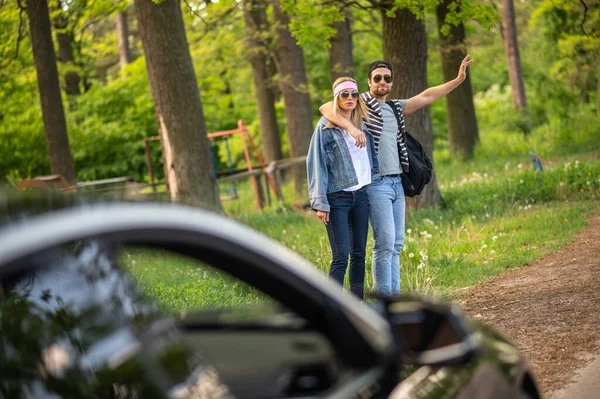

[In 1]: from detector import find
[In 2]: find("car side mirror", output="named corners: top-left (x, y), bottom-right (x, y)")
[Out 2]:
top-left (383, 296), bottom-right (479, 367)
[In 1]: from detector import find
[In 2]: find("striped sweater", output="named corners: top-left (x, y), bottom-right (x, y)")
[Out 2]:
top-left (360, 91), bottom-right (410, 173)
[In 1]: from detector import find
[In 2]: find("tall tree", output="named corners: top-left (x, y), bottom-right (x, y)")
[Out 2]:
top-left (52, 3), bottom-right (81, 99)
top-left (134, 0), bottom-right (223, 212)
top-left (243, 0), bottom-right (282, 164)
top-left (329, 10), bottom-right (354, 82)
top-left (26, 0), bottom-right (76, 185)
top-left (271, 0), bottom-right (314, 195)
top-left (436, 0), bottom-right (479, 159)
top-left (116, 9), bottom-right (133, 74)
top-left (382, 4), bottom-right (441, 208)
top-left (500, 0), bottom-right (528, 116)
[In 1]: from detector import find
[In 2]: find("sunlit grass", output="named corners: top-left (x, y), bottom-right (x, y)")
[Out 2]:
top-left (127, 125), bottom-right (600, 311)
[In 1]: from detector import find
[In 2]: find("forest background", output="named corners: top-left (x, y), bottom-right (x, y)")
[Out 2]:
top-left (0, 0), bottom-right (599, 297)
top-left (0, 0), bottom-right (597, 192)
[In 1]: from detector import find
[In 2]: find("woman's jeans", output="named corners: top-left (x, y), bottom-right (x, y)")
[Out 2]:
top-left (366, 176), bottom-right (405, 296)
top-left (325, 187), bottom-right (369, 299)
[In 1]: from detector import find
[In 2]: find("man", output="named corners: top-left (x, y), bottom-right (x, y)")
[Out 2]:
top-left (319, 55), bottom-right (473, 296)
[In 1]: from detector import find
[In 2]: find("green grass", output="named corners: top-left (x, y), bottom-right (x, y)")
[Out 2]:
top-left (125, 118), bottom-right (600, 311)
top-left (120, 247), bottom-right (270, 312)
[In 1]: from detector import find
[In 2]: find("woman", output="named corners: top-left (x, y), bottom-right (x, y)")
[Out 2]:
top-left (306, 77), bottom-right (379, 299)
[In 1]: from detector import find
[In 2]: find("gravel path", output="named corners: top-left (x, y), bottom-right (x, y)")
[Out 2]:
top-left (459, 212), bottom-right (600, 396)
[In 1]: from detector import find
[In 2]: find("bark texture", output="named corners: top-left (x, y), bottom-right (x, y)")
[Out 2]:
top-left (383, 6), bottom-right (441, 209)
top-left (55, 32), bottom-right (81, 97)
top-left (271, 0), bottom-right (314, 195)
top-left (436, 0), bottom-right (479, 159)
top-left (116, 10), bottom-right (133, 73)
top-left (243, 0), bottom-right (282, 164)
top-left (329, 12), bottom-right (354, 82)
top-left (135, 0), bottom-right (223, 212)
top-left (53, 1), bottom-right (81, 98)
top-left (27, 0), bottom-right (76, 185)
top-left (500, 0), bottom-right (528, 115)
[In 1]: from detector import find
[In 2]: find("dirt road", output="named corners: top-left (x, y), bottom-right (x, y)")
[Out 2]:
top-left (459, 212), bottom-right (600, 397)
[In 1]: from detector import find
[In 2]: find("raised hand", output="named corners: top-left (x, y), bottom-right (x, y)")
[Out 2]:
top-left (456, 54), bottom-right (473, 82)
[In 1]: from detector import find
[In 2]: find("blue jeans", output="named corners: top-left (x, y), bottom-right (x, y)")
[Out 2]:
top-left (325, 187), bottom-right (369, 299)
top-left (366, 176), bottom-right (405, 296)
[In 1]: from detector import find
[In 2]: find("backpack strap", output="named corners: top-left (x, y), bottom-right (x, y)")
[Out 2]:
top-left (386, 100), bottom-right (405, 133)
top-left (386, 100), bottom-right (410, 173)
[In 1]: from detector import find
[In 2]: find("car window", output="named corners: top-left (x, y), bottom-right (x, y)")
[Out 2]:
top-left (0, 240), bottom-right (234, 399)
top-left (118, 246), bottom-right (305, 328)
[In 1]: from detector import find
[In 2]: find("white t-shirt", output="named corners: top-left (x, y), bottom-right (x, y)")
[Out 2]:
top-left (341, 128), bottom-right (371, 191)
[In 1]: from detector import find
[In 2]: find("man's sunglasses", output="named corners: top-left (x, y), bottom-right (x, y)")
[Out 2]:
top-left (340, 91), bottom-right (359, 99)
top-left (372, 74), bottom-right (392, 84)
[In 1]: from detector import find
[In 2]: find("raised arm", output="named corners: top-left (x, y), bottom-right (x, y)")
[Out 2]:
top-left (318, 102), bottom-right (366, 148)
top-left (403, 55), bottom-right (473, 116)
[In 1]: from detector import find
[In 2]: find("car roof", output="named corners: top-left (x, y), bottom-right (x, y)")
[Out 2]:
top-left (0, 199), bottom-right (393, 353)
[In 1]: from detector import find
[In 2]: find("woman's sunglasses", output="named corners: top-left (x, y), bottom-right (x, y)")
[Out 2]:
top-left (340, 91), bottom-right (359, 99)
top-left (372, 74), bottom-right (392, 84)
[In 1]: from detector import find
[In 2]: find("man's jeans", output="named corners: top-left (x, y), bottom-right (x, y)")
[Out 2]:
top-left (366, 176), bottom-right (405, 296)
top-left (325, 187), bottom-right (369, 299)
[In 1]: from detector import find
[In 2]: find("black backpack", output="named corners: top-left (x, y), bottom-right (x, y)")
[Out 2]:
top-left (386, 101), bottom-right (433, 197)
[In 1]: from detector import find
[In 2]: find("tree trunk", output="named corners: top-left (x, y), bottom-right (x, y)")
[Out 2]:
top-left (55, 32), bottom-right (81, 98)
top-left (243, 0), bottom-right (282, 164)
top-left (597, 55), bottom-right (599, 116)
top-left (271, 0), bottom-right (313, 196)
top-left (382, 6), bottom-right (441, 209)
top-left (500, 0), bottom-right (528, 116)
top-left (329, 11), bottom-right (354, 82)
top-left (51, 1), bottom-right (81, 105)
top-left (116, 10), bottom-right (133, 74)
top-left (134, 0), bottom-right (223, 212)
top-left (27, 0), bottom-right (76, 185)
top-left (436, 0), bottom-right (478, 159)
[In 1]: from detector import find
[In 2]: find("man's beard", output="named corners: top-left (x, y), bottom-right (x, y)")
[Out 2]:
top-left (371, 85), bottom-right (390, 98)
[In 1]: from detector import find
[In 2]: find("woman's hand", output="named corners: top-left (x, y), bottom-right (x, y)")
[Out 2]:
top-left (347, 125), bottom-right (366, 148)
top-left (317, 210), bottom-right (330, 225)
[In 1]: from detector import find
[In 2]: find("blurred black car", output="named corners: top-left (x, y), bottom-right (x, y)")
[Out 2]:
top-left (0, 197), bottom-right (540, 398)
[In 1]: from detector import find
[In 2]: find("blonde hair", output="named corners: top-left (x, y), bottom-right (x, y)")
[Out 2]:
top-left (325, 77), bottom-right (370, 131)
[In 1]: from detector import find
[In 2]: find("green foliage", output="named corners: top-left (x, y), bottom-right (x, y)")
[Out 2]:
top-left (437, 0), bottom-right (499, 36)
top-left (67, 59), bottom-right (161, 181)
top-left (529, 0), bottom-right (600, 101)
top-left (282, 0), bottom-right (342, 47)
top-left (0, 0), bottom-right (597, 195)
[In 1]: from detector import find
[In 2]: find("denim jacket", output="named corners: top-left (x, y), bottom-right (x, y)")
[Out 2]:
top-left (307, 117), bottom-right (380, 212)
